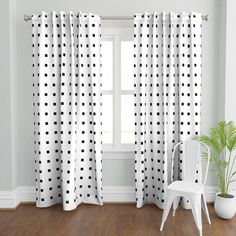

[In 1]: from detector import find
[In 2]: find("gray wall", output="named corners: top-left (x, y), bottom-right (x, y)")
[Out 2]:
top-left (0, 0), bottom-right (226, 190)
top-left (0, 0), bottom-right (13, 190)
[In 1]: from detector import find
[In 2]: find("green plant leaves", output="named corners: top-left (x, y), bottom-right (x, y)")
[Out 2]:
top-left (195, 121), bottom-right (236, 196)
top-left (230, 170), bottom-right (236, 178)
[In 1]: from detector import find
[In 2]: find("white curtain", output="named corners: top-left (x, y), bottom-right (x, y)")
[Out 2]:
top-left (32, 12), bottom-right (103, 210)
top-left (134, 12), bottom-right (202, 208)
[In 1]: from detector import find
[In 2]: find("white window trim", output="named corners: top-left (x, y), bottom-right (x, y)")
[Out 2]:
top-left (101, 27), bottom-right (134, 152)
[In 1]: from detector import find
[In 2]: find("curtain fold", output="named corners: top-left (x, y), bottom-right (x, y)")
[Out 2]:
top-left (134, 12), bottom-right (202, 208)
top-left (32, 11), bottom-right (103, 210)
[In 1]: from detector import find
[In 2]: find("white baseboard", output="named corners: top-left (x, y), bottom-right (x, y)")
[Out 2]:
top-left (0, 185), bottom-right (218, 209)
top-left (103, 186), bottom-right (135, 202)
top-left (0, 186), bottom-right (36, 209)
top-left (15, 186), bottom-right (36, 203)
top-left (0, 189), bottom-right (17, 209)
top-left (204, 186), bottom-right (218, 202)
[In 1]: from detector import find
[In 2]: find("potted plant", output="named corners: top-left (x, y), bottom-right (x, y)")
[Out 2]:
top-left (196, 121), bottom-right (236, 219)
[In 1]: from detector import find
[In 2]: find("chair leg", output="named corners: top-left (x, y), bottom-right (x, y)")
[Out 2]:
top-left (190, 195), bottom-right (202, 236)
top-left (160, 193), bottom-right (176, 231)
top-left (201, 193), bottom-right (211, 224)
top-left (172, 196), bottom-right (180, 216)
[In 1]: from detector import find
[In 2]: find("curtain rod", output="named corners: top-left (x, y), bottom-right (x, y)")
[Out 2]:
top-left (24, 14), bottom-right (209, 22)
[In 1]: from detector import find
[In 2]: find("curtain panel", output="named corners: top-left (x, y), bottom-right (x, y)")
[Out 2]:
top-left (134, 12), bottom-right (203, 208)
top-left (32, 12), bottom-right (103, 210)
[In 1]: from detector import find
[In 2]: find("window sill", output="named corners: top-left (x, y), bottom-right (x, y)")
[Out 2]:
top-left (102, 144), bottom-right (135, 153)
top-left (102, 150), bottom-right (135, 160)
top-left (103, 149), bottom-right (134, 154)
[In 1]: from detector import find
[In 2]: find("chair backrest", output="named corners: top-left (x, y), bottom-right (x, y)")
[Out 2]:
top-left (171, 140), bottom-right (210, 186)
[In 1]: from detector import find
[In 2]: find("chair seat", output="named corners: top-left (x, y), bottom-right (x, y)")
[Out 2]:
top-left (167, 181), bottom-right (203, 194)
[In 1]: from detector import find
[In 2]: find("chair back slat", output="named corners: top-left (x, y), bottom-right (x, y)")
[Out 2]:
top-left (182, 142), bottom-right (202, 183)
top-left (171, 140), bottom-right (210, 186)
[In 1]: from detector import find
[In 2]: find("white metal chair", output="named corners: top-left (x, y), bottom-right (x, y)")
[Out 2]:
top-left (160, 140), bottom-right (211, 236)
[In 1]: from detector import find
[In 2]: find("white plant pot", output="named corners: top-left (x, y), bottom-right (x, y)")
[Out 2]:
top-left (214, 193), bottom-right (236, 219)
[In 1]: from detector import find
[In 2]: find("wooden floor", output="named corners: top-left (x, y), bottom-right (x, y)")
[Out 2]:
top-left (0, 203), bottom-right (235, 236)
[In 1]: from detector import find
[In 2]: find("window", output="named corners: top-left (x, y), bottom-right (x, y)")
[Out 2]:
top-left (101, 28), bottom-right (134, 151)
top-left (120, 41), bottom-right (134, 144)
top-left (101, 40), bottom-right (113, 144)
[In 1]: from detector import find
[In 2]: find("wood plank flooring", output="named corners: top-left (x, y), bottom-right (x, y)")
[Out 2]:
top-left (0, 203), bottom-right (235, 236)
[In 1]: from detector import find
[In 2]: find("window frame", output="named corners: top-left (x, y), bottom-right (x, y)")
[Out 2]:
top-left (101, 27), bottom-right (134, 152)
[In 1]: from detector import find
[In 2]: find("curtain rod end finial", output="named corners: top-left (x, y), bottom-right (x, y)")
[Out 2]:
top-left (24, 15), bottom-right (32, 22)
